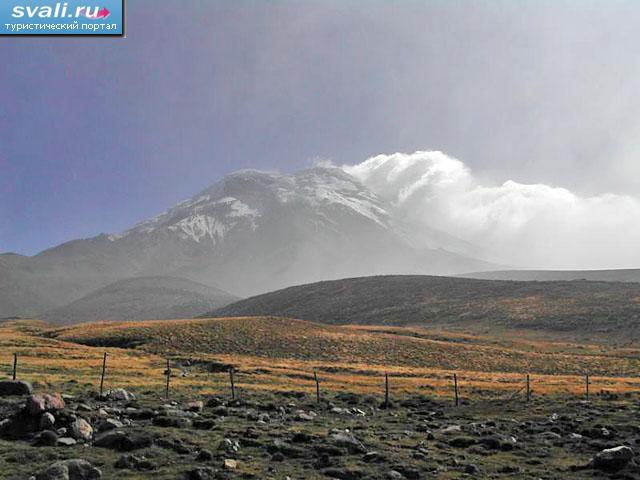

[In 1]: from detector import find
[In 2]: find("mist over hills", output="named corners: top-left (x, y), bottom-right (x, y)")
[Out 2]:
top-left (41, 276), bottom-right (239, 325)
top-left (0, 166), bottom-right (495, 319)
top-left (459, 269), bottom-right (640, 283)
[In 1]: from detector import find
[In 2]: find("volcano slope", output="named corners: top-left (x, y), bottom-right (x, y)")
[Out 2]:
top-left (206, 275), bottom-right (640, 342)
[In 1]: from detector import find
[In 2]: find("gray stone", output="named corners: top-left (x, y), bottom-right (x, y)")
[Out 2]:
top-left (103, 388), bottom-right (136, 402)
top-left (40, 412), bottom-right (56, 430)
top-left (69, 418), bottom-right (93, 441)
top-left (35, 459), bottom-right (101, 480)
top-left (57, 437), bottom-right (77, 446)
top-left (591, 446), bottom-right (634, 471)
top-left (0, 380), bottom-right (32, 396)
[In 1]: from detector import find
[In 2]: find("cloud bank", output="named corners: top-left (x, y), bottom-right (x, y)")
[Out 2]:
top-left (344, 151), bottom-right (640, 269)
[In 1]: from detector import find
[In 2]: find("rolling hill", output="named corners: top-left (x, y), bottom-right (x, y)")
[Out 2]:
top-left (459, 268), bottom-right (640, 283)
top-left (206, 275), bottom-right (640, 340)
top-left (41, 276), bottom-right (239, 325)
top-left (51, 316), bottom-right (640, 377)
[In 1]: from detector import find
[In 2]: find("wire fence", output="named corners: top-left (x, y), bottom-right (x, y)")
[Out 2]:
top-left (4, 352), bottom-right (639, 405)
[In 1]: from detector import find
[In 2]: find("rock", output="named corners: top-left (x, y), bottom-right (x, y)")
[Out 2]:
top-left (97, 418), bottom-right (123, 431)
top-left (185, 467), bottom-right (216, 480)
top-left (57, 437), bottom-right (77, 446)
top-left (363, 451), bottom-right (382, 463)
top-left (69, 418), bottom-right (93, 441)
top-left (448, 436), bottom-right (477, 448)
top-left (218, 437), bottom-right (240, 453)
top-left (120, 432), bottom-right (153, 451)
top-left (329, 431), bottom-right (366, 453)
top-left (184, 400), bottom-right (204, 412)
top-left (196, 449), bottom-right (214, 461)
top-left (322, 468), bottom-right (364, 480)
top-left (94, 430), bottom-right (127, 449)
top-left (115, 454), bottom-right (155, 471)
top-left (591, 446), bottom-right (634, 471)
top-left (387, 472), bottom-right (404, 480)
top-left (0, 380), bottom-right (32, 396)
top-left (26, 394), bottom-right (65, 416)
top-left (40, 412), bottom-right (56, 430)
top-left (102, 388), bottom-right (136, 402)
top-left (34, 430), bottom-right (58, 447)
top-left (35, 459), bottom-right (101, 480)
top-left (464, 464), bottom-right (480, 475)
top-left (223, 458), bottom-right (238, 469)
top-left (152, 416), bottom-right (191, 428)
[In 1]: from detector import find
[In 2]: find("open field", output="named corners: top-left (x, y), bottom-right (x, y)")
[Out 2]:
top-left (1, 317), bottom-right (639, 399)
top-left (3, 318), bottom-right (640, 479)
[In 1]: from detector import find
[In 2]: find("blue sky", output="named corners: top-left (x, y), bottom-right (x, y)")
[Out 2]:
top-left (2, 1), bottom-right (640, 255)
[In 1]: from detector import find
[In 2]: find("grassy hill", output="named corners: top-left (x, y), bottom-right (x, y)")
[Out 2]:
top-left (52, 316), bottom-right (640, 377)
top-left (460, 268), bottom-right (640, 283)
top-left (205, 275), bottom-right (640, 340)
top-left (41, 276), bottom-right (239, 324)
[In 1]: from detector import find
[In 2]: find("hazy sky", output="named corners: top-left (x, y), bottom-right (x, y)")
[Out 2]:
top-left (2, 0), bottom-right (640, 260)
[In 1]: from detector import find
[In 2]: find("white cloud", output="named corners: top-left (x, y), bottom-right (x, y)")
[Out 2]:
top-left (344, 151), bottom-right (640, 269)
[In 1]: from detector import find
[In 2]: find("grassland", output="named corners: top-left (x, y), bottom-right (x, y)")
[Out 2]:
top-left (2, 317), bottom-right (640, 400)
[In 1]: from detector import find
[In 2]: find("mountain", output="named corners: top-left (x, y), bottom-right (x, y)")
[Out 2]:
top-left (458, 269), bottom-right (640, 283)
top-left (41, 276), bottom-right (239, 325)
top-left (206, 274), bottom-right (640, 340)
top-left (1, 167), bottom-right (495, 318)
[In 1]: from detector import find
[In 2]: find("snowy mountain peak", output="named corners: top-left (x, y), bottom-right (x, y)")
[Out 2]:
top-left (112, 167), bottom-right (395, 246)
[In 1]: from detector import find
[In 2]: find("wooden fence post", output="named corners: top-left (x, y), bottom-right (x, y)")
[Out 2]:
top-left (314, 371), bottom-right (320, 403)
top-left (12, 353), bottom-right (17, 380)
top-left (229, 367), bottom-right (236, 400)
top-left (165, 359), bottom-right (171, 400)
top-left (453, 373), bottom-right (459, 407)
top-left (526, 374), bottom-right (531, 402)
top-left (99, 352), bottom-right (107, 396)
top-left (585, 374), bottom-right (590, 401)
top-left (384, 372), bottom-right (390, 408)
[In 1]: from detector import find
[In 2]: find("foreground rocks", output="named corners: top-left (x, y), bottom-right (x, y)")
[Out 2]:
top-left (1, 388), bottom-right (640, 479)
top-left (0, 380), bottom-right (33, 396)
top-left (35, 459), bottom-right (101, 480)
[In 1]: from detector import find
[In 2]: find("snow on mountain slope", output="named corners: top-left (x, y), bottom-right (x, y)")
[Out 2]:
top-left (1, 166), bottom-right (496, 319)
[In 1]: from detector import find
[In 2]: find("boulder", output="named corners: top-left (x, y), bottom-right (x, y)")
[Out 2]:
top-left (40, 412), bottom-right (56, 430)
top-left (58, 437), bottom-right (78, 446)
top-left (26, 393), bottom-right (65, 416)
top-left (34, 430), bottom-right (59, 447)
top-left (591, 446), bottom-right (634, 471)
top-left (102, 388), bottom-right (136, 402)
top-left (0, 380), bottom-right (32, 396)
top-left (223, 458), bottom-right (238, 470)
top-left (329, 431), bottom-right (366, 454)
top-left (69, 418), bottom-right (93, 441)
top-left (35, 459), bottom-right (101, 480)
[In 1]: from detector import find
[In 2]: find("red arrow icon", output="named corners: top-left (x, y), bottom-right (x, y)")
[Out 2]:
top-left (96, 7), bottom-right (110, 19)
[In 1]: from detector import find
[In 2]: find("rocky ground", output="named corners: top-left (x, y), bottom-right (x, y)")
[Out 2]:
top-left (1, 380), bottom-right (639, 479)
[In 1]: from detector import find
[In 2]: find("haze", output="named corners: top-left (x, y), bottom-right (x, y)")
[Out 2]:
top-left (1, 0), bottom-right (639, 269)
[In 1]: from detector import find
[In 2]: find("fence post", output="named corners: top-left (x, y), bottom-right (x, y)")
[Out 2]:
top-left (453, 373), bottom-right (459, 407)
top-left (12, 353), bottom-right (17, 380)
top-left (99, 352), bottom-right (107, 396)
top-left (229, 367), bottom-right (236, 400)
top-left (165, 359), bottom-right (171, 400)
top-left (384, 372), bottom-right (390, 408)
top-left (526, 374), bottom-right (531, 402)
top-left (314, 371), bottom-right (320, 403)
top-left (585, 374), bottom-right (590, 401)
